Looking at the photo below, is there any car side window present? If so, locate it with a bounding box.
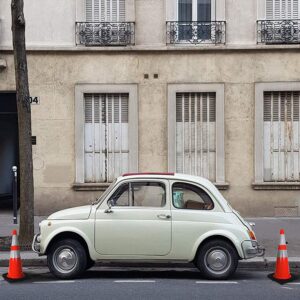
[109,183,129,206]
[172,182,214,210]
[131,182,166,207]
[108,182,166,207]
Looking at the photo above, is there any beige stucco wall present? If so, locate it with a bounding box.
[0,0,284,48]
[1,50,300,216]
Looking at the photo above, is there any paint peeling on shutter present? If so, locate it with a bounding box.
[175,92,216,181]
[263,91,300,182]
[84,93,129,183]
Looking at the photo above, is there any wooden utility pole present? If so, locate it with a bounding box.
[11,0,34,245]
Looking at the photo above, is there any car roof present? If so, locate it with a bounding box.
[116,172,231,212]
[119,172,210,184]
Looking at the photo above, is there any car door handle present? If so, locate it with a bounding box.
[157,214,171,220]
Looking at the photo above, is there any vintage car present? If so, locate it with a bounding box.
[32,173,264,279]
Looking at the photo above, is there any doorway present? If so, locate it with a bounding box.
[0,92,19,209]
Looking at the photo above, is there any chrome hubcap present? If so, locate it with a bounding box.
[53,247,77,273]
[205,248,230,274]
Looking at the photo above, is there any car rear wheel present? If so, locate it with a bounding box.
[195,239,238,280]
[47,239,87,279]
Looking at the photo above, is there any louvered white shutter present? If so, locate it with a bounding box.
[263,91,300,181]
[266,0,299,19]
[175,92,216,181]
[86,0,125,22]
[84,93,129,182]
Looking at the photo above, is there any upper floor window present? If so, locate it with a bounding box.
[76,0,135,46]
[86,0,125,22]
[266,0,299,20]
[257,0,300,44]
[178,0,212,40]
[166,0,225,44]
[178,0,212,22]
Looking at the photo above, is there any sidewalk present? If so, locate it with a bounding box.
[0,211,299,268]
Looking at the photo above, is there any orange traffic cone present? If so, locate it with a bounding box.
[6,230,25,280]
[272,229,292,282]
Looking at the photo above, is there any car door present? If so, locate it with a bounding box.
[95,179,172,256]
[171,181,224,257]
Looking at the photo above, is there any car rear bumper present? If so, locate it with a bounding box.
[242,240,265,259]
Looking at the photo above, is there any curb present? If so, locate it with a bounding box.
[0,257,299,271]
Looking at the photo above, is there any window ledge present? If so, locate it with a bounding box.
[73,183,111,191]
[214,183,229,190]
[252,182,300,190]
[2,44,300,52]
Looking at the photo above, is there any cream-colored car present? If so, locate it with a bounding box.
[33,173,264,279]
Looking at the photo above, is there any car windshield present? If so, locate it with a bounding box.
[94,179,117,204]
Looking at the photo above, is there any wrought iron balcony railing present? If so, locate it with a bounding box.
[257,19,300,44]
[76,22,135,46]
[166,21,226,45]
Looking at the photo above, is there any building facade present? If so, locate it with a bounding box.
[0,0,300,216]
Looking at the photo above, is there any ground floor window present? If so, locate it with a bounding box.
[84,93,129,182]
[175,92,216,180]
[255,82,300,186]
[263,91,300,181]
[75,84,138,185]
[168,84,225,184]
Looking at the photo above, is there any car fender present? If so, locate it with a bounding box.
[190,229,244,261]
[42,226,94,256]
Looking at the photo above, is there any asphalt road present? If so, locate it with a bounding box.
[1,267,299,300]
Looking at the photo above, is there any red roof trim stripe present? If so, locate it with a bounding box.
[122,172,175,177]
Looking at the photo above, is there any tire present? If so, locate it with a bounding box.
[47,239,87,279]
[195,239,239,280]
[86,258,95,270]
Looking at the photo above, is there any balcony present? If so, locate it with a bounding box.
[166,21,226,45]
[76,22,135,46]
[257,20,300,44]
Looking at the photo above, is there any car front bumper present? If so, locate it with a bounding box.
[241,240,265,259]
[32,233,41,253]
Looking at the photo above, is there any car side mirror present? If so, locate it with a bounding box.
[105,199,114,214]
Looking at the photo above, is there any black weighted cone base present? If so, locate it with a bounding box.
[2,273,27,283]
[268,273,296,285]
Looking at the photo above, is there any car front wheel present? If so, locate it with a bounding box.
[195,239,239,280]
[47,239,87,279]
